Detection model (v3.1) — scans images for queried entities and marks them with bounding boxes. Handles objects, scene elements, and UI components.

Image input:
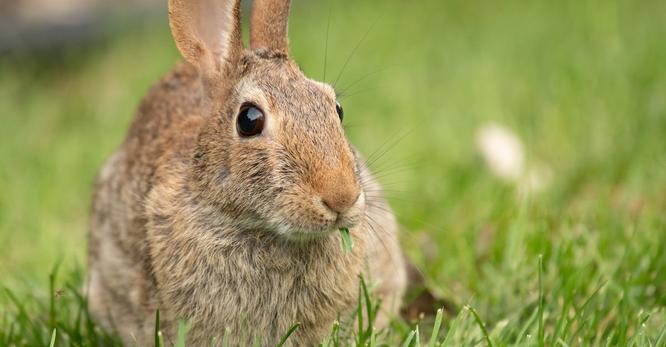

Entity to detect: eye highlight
[335,101,344,121]
[236,104,265,137]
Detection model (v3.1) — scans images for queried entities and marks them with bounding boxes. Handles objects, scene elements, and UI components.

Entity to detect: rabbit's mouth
[261,190,365,243]
[280,229,337,242]
[277,223,359,243]
[272,219,362,242]
[269,191,366,241]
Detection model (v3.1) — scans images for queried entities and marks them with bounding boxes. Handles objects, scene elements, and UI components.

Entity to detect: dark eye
[335,101,344,121]
[237,104,265,137]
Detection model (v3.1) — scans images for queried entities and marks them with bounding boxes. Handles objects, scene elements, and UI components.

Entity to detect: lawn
[1,0,665,345]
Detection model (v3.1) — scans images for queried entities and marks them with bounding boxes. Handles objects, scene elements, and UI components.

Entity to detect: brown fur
[250,0,291,53]
[87,0,405,346]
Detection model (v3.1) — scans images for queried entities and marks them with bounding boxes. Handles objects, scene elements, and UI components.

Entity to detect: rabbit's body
[88,1,405,346]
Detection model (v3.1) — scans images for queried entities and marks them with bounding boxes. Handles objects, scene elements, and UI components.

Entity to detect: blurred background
[1,0,665,343]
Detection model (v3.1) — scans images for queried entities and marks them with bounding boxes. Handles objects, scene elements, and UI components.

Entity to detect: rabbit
[86,0,406,345]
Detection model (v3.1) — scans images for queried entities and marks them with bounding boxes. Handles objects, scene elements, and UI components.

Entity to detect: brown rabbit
[87,0,406,345]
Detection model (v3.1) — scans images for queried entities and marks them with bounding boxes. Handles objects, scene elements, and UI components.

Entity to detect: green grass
[1,0,666,345]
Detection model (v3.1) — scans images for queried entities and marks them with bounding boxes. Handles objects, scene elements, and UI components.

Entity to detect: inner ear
[168,0,244,77]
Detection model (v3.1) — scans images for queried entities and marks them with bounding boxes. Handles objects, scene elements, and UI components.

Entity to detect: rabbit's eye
[335,101,344,121]
[237,104,265,137]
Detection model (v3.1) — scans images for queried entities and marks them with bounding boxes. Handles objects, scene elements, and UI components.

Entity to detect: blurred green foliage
[1,0,665,345]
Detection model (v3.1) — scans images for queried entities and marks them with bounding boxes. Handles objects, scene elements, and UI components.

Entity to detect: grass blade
[4,288,44,343]
[276,323,300,347]
[49,328,57,347]
[361,276,375,334]
[175,321,191,347]
[441,309,462,347]
[339,228,353,253]
[154,309,161,347]
[466,305,494,347]
[402,330,416,347]
[48,261,61,331]
[655,323,666,347]
[428,308,443,347]
[538,254,545,347]
[357,283,364,344]
[221,326,231,347]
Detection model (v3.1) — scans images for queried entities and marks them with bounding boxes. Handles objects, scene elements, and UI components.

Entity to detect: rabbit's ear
[250,0,292,53]
[168,0,243,76]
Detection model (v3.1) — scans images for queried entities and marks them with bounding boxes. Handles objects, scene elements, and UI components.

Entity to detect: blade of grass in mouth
[339,227,353,253]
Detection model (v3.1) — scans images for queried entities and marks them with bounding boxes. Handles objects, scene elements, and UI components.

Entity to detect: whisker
[342,122,360,130]
[364,213,392,253]
[365,188,443,234]
[332,15,380,89]
[337,86,381,100]
[363,129,414,170]
[363,188,406,194]
[363,210,398,263]
[360,169,411,186]
[322,7,332,82]
[366,165,414,181]
[336,67,388,97]
[361,180,407,191]
[365,195,416,205]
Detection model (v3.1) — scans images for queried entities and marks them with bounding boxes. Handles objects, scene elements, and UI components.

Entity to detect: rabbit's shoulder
[125,62,204,150]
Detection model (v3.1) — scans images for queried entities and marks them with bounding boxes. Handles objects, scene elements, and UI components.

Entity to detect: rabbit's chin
[279,229,338,242]
[267,218,361,243]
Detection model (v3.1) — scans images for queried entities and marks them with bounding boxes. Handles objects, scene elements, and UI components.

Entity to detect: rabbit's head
[169,0,365,239]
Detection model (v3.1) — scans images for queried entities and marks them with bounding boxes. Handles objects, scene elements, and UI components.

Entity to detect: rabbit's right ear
[168,0,243,78]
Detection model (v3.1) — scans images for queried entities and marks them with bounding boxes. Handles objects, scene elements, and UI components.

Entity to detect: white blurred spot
[476,123,525,182]
[476,122,551,195]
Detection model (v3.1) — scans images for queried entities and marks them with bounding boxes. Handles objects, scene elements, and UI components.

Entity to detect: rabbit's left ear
[250,0,292,54]
[168,0,243,78]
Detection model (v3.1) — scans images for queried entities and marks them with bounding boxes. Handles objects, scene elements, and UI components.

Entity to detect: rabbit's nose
[321,189,361,215]
[312,155,361,215]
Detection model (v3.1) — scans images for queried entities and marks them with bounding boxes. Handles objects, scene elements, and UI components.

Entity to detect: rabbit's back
[87,63,205,344]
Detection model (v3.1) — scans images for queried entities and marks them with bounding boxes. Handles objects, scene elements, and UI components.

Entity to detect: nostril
[321,199,338,214]
[321,191,360,215]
